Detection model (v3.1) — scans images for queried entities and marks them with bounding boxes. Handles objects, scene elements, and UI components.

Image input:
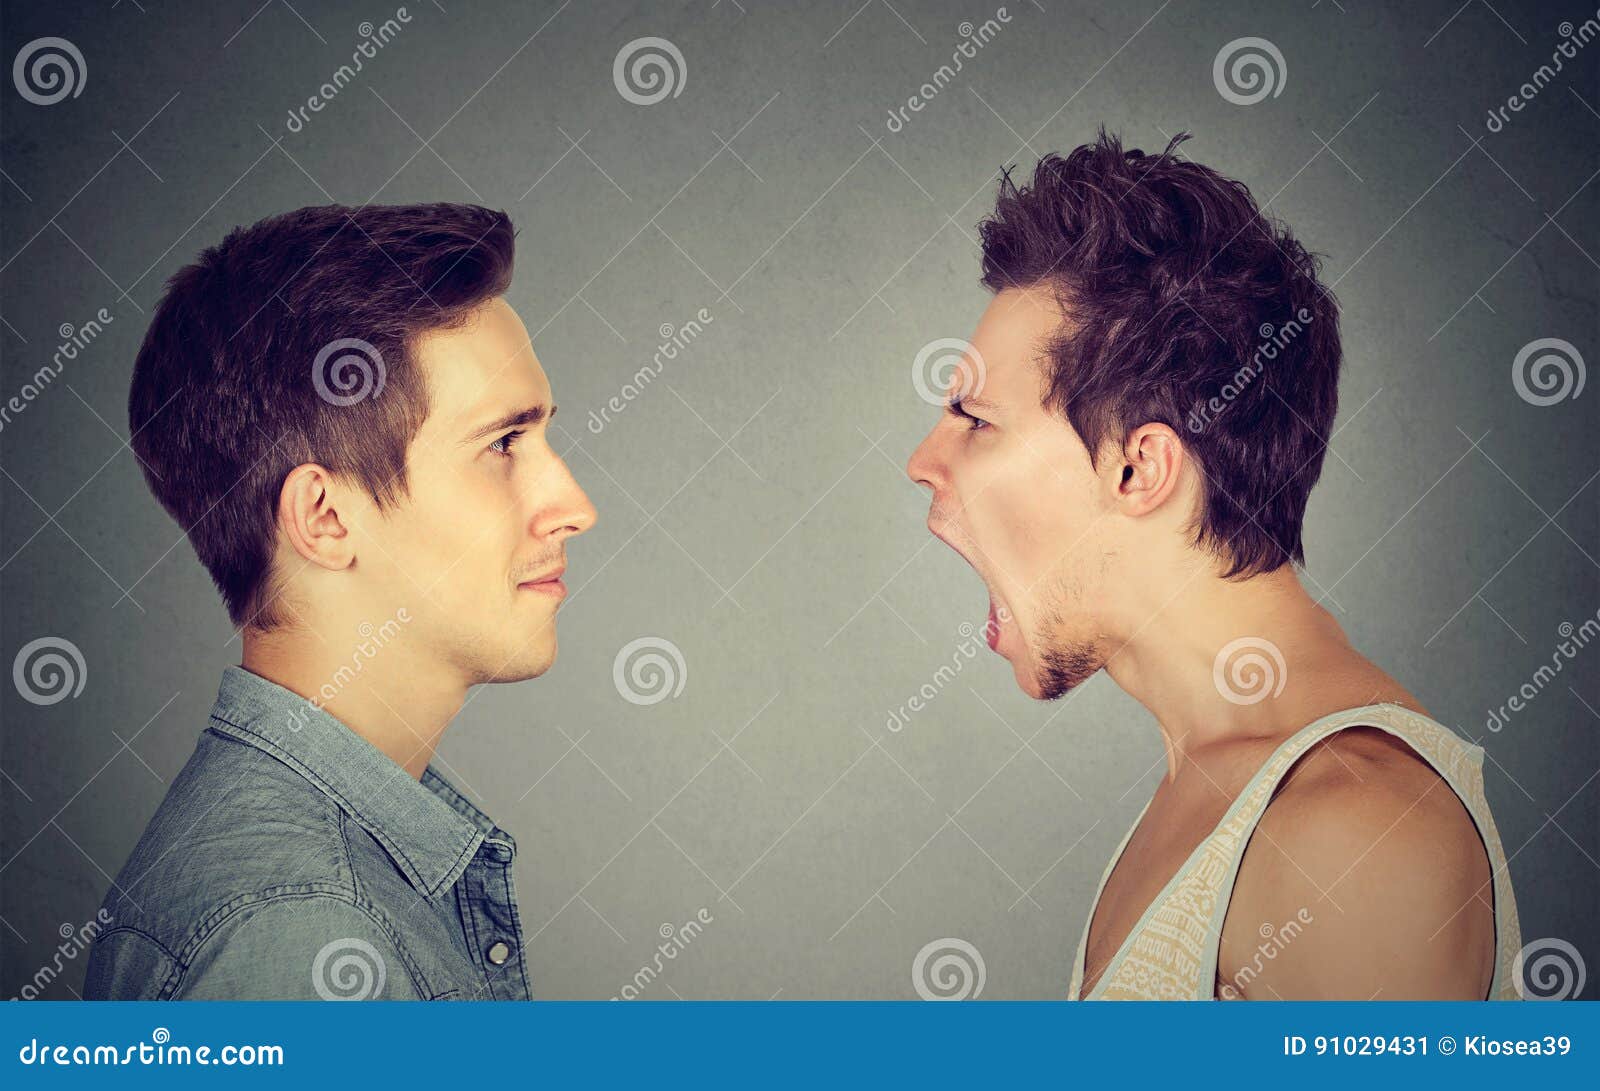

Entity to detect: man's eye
[947,401,989,432]
[489,429,524,457]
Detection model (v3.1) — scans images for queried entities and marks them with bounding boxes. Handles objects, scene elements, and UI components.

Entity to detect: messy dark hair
[128,203,515,630]
[979,128,1341,577]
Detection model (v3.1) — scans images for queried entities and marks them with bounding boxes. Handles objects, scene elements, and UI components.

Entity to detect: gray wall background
[2,0,1596,1000]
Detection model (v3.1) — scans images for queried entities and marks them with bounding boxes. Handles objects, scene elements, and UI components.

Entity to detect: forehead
[966,286,1062,402]
[412,297,550,432]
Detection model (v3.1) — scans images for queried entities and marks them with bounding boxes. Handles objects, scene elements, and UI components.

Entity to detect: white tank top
[1069,703,1523,1000]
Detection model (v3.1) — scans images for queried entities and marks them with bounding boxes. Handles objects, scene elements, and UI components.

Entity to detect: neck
[1102,564,1370,781]
[241,621,465,780]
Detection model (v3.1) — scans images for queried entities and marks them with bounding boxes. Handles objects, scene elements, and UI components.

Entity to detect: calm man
[85,204,595,999]
[907,132,1521,1000]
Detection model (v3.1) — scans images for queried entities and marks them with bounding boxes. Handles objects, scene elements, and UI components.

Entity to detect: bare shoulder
[1267,724,1480,853]
[1218,725,1496,999]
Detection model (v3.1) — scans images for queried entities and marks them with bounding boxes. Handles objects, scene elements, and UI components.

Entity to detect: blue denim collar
[205,664,513,897]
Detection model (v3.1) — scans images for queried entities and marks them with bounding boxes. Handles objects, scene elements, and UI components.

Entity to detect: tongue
[984,600,1001,649]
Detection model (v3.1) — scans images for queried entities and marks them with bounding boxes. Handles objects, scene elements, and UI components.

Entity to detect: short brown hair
[979,129,1341,577]
[128,203,515,629]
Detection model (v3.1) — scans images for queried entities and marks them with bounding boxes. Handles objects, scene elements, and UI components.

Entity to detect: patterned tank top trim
[1068,702,1522,1000]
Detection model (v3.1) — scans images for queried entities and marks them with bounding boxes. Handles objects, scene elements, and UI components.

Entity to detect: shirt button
[486,941,512,966]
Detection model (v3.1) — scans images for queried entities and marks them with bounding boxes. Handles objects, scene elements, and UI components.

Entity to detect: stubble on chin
[1037,640,1102,700]
[1031,599,1105,700]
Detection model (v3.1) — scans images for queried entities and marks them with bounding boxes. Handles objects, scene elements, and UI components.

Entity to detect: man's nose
[538,455,598,541]
[906,428,940,492]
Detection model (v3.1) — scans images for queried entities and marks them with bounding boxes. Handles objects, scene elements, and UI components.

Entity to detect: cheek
[401,473,518,571]
[975,454,1099,598]
[979,451,1068,547]
[984,488,1060,592]
[452,482,523,559]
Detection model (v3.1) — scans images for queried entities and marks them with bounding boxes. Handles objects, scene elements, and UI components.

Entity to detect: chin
[1036,641,1104,701]
[1009,658,1044,699]
[522,644,558,680]
[482,642,557,685]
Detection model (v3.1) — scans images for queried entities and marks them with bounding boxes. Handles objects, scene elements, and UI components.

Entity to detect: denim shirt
[84,665,531,1000]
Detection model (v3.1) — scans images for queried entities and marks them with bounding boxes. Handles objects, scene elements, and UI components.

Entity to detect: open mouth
[929,520,1008,656]
[983,599,1002,651]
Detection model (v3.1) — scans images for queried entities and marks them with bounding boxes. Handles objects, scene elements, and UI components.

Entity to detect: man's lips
[518,566,567,597]
[984,600,1001,651]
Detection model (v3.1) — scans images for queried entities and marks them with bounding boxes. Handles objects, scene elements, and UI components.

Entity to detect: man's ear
[277,463,355,572]
[1110,423,1186,517]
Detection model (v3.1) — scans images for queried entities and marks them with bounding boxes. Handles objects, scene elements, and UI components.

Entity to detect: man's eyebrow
[460,403,553,444]
[949,394,1000,414]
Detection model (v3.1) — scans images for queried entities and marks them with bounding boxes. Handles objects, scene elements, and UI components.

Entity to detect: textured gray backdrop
[2,0,1596,1000]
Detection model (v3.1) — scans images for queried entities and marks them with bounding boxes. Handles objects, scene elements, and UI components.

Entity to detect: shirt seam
[160,887,433,1000]
[206,712,460,895]
[456,881,486,992]
[92,925,182,979]
[339,811,364,904]
[500,863,532,1000]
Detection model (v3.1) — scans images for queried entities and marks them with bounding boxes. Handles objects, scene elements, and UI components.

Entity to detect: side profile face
[907,287,1126,699]
[348,296,596,684]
